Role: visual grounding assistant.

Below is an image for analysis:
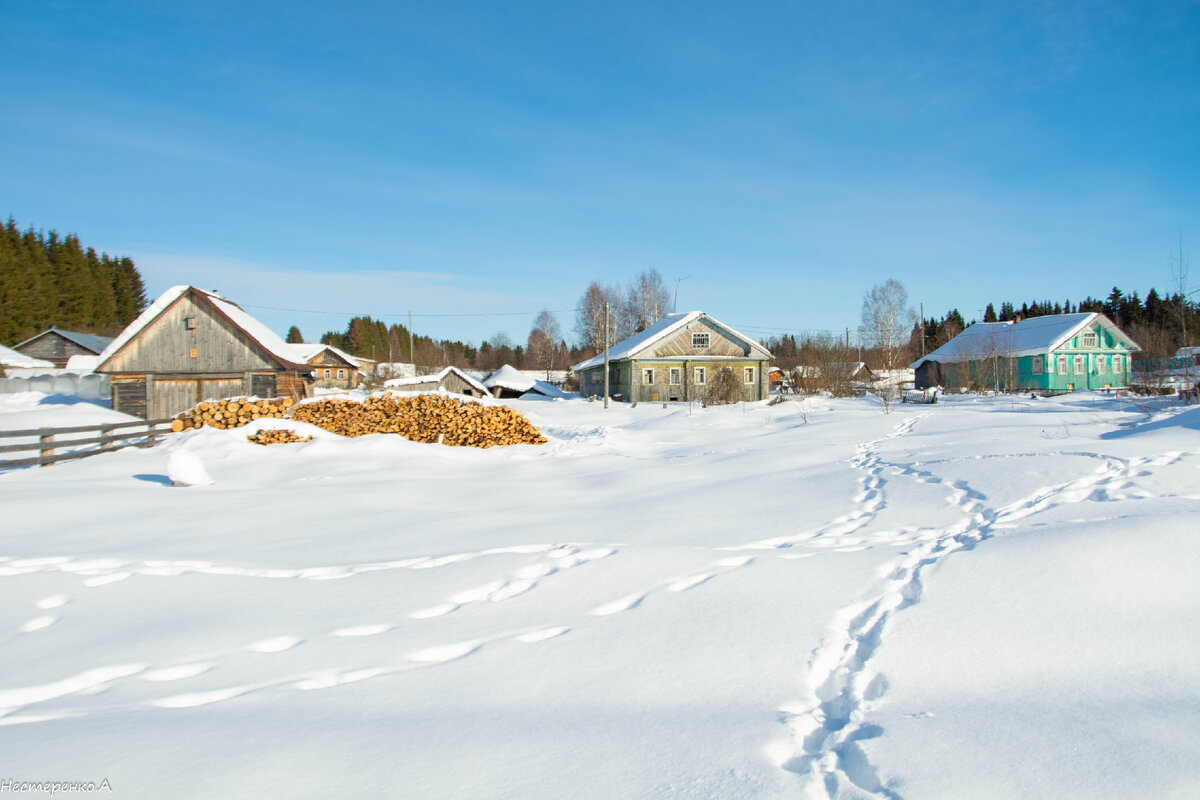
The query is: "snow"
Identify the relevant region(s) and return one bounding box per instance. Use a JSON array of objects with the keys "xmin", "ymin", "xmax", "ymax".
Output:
[
  {"xmin": 572, "ymin": 311, "xmax": 772, "ymax": 371},
  {"xmin": 482, "ymin": 363, "xmax": 535, "ymax": 392},
  {"xmin": 384, "ymin": 366, "xmax": 488, "ymax": 395},
  {"xmin": 1, "ymin": 391, "xmax": 1198, "ymax": 798},
  {"xmin": 911, "ymin": 313, "xmax": 1140, "ymax": 368},
  {"xmin": 0, "ymin": 344, "xmax": 54, "ymax": 369},
  {"xmin": 95, "ymin": 286, "xmax": 310, "ymax": 371},
  {"xmin": 286, "ymin": 343, "xmax": 361, "ymax": 368}
]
